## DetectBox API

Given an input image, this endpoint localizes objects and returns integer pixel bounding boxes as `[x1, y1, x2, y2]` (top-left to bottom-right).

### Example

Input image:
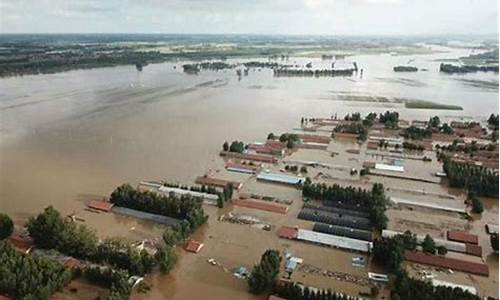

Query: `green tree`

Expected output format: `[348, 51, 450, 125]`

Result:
[156, 245, 178, 273]
[267, 133, 275, 140]
[401, 230, 418, 250]
[471, 194, 484, 214]
[373, 237, 404, 272]
[429, 116, 440, 128]
[229, 141, 245, 153]
[222, 141, 229, 151]
[422, 234, 436, 254]
[0, 212, 13, 240]
[248, 249, 282, 294]
[491, 233, 498, 251]
[437, 245, 448, 255]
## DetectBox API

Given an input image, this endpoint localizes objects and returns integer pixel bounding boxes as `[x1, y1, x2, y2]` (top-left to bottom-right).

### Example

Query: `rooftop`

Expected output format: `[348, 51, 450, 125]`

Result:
[185, 240, 204, 253]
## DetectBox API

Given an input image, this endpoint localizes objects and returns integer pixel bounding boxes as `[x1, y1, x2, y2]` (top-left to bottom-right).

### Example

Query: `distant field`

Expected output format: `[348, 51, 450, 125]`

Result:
[405, 100, 463, 110]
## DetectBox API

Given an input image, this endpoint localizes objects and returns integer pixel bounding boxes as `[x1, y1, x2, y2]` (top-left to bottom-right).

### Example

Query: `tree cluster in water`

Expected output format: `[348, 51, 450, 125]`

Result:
[247, 249, 282, 294]
[0, 241, 72, 300]
[302, 182, 388, 231]
[26, 207, 159, 276]
[442, 159, 499, 197]
[110, 183, 207, 229]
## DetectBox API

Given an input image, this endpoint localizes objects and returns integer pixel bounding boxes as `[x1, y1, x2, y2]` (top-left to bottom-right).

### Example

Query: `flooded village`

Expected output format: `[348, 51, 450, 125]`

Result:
[0, 35, 499, 300]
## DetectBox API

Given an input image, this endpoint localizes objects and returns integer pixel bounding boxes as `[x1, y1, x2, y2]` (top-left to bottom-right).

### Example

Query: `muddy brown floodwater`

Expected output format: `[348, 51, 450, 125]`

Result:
[0, 45, 498, 299]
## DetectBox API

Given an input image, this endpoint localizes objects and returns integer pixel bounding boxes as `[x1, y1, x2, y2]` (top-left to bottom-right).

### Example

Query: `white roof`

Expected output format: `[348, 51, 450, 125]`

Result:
[390, 197, 466, 213]
[375, 163, 404, 172]
[432, 279, 477, 295]
[297, 229, 372, 252]
[486, 224, 499, 234]
[158, 185, 219, 200]
[257, 172, 305, 185]
[332, 61, 355, 71]
[382, 230, 466, 253]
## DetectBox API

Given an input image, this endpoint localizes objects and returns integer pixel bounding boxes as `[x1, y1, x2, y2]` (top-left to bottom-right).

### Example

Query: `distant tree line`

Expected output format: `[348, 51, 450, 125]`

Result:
[436, 140, 496, 154]
[302, 182, 388, 230]
[0, 241, 72, 299]
[442, 159, 498, 197]
[393, 66, 418, 72]
[440, 63, 499, 74]
[274, 282, 361, 300]
[273, 68, 355, 77]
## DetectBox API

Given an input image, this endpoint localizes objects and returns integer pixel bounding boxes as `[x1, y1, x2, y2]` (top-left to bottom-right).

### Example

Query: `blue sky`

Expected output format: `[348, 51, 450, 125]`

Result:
[1, 0, 498, 35]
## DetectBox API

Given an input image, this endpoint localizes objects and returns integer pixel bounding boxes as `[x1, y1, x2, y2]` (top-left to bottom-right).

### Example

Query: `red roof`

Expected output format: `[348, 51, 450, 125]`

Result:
[405, 250, 489, 276]
[233, 199, 289, 214]
[225, 162, 260, 172]
[195, 176, 242, 190]
[465, 244, 483, 257]
[447, 231, 479, 245]
[64, 257, 81, 269]
[0, 295, 12, 300]
[297, 134, 331, 144]
[9, 235, 34, 252]
[185, 240, 204, 253]
[88, 200, 114, 212]
[333, 132, 359, 139]
[277, 226, 298, 239]
[220, 151, 278, 163]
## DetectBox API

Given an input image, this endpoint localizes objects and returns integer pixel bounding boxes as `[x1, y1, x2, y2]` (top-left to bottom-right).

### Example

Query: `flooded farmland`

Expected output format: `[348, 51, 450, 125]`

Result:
[0, 45, 498, 299]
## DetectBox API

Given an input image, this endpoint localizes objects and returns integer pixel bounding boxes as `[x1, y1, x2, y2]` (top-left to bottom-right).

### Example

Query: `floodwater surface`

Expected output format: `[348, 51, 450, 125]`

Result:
[0, 45, 498, 299]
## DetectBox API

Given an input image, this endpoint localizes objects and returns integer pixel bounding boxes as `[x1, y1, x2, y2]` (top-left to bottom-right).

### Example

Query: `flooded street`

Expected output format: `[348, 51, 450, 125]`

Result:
[0, 46, 498, 299]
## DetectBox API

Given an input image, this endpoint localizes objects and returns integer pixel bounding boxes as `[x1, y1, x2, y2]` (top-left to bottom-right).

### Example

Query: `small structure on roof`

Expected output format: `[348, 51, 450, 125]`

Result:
[185, 240, 204, 253]
[88, 199, 114, 212]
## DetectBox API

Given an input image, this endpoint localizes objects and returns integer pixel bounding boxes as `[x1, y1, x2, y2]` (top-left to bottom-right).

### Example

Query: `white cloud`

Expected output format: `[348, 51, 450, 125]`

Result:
[0, 0, 497, 35]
